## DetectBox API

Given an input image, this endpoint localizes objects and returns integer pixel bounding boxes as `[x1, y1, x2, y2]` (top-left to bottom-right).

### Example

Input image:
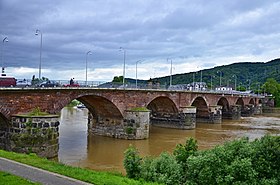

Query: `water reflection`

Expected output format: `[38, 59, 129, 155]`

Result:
[58, 107, 280, 173]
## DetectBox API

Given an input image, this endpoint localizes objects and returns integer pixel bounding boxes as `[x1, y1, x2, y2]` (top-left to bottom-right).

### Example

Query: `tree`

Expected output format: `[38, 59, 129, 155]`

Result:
[112, 76, 123, 83]
[263, 78, 280, 107]
[123, 145, 141, 179]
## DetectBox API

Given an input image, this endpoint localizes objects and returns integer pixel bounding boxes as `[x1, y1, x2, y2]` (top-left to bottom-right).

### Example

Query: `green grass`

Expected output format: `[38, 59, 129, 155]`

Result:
[0, 150, 159, 185]
[129, 107, 150, 112]
[0, 171, 39, 185]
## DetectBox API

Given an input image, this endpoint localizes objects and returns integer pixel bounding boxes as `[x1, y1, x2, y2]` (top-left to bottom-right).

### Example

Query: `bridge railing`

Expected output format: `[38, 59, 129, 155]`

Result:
[3, 79, 265, 98]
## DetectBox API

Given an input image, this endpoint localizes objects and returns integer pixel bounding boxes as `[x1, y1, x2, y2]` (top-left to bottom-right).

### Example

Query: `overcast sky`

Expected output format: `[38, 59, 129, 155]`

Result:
[1, 0, 280, 82]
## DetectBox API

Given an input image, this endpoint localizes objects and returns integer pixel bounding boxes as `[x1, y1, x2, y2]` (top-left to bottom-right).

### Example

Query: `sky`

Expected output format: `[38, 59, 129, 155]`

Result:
[1, 0, 280, 82]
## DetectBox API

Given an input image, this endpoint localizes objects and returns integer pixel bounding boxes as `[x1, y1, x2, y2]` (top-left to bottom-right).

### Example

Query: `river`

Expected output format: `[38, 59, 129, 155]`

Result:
[58, 107, 280, 173]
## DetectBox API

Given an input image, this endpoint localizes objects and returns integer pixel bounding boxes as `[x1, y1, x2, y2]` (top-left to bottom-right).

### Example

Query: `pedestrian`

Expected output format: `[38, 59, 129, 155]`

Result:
[70, 78, 74, 85]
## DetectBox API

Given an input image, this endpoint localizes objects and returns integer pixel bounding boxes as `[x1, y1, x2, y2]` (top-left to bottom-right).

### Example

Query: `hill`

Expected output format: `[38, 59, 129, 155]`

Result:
[149, 58, 280, 91]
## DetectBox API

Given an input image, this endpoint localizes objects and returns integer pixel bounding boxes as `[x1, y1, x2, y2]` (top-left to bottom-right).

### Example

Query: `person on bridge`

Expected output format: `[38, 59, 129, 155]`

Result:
[70, 78, 74, 85]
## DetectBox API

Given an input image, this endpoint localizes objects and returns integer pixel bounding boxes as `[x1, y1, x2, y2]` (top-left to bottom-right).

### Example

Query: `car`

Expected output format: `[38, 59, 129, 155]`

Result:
[63, 83, 80, 87]
[0, 76, 16, 87]
[38, 80, 60, 87]
[16, 79, 31, 87]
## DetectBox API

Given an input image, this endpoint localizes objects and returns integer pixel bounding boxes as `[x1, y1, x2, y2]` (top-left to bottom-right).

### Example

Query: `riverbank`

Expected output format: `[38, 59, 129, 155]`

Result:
[0, 150, 158, 185]
[262, 107, 280, 113]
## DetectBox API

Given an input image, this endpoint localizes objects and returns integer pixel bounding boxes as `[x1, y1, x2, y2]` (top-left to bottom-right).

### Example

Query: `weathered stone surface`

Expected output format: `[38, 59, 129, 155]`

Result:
[1, 115, 60, 158]
[88, 110, 150, 140]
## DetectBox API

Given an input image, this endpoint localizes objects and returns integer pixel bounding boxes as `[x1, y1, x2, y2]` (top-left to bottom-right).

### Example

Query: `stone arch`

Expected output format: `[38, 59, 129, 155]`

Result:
[191, 97, 209, 121]
[217, 97, 230, 111]
[147, 96, 179, 118]
[236, 97, 244, 107]
[57, 94, 124, 126]
[0, 112, 9, 126]
[249, 98, 255, 105]
[217, 97, 230, 119]
[77, 95, 123, 124]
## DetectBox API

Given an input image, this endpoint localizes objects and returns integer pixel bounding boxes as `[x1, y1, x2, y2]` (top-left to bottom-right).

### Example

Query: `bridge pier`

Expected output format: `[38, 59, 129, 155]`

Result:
[222, 105, 241, 120]
[150, 106, 196, 129]
[196, 105, 222, 124]
[241, 104, 255, 117]
[254, 104, 262, 115]
[88, 109, 150, 139]
[0, 115, 60, 158]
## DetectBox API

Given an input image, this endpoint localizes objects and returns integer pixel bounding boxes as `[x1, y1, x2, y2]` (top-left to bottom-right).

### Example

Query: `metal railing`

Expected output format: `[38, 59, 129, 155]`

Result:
[1, 79, 265, 98]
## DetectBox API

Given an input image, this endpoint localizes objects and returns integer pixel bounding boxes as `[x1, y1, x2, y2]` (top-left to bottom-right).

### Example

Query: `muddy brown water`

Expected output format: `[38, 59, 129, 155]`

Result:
[58, 107, 280, 173]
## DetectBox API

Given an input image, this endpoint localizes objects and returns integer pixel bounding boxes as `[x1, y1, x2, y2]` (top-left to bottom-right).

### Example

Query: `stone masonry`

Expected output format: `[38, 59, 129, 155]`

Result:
[2, 115, 60, 158]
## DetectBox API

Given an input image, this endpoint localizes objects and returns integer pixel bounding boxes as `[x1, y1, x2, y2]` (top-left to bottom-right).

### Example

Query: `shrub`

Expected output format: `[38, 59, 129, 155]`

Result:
[123, 145, 141, 179]
[142, 152, 182, 185]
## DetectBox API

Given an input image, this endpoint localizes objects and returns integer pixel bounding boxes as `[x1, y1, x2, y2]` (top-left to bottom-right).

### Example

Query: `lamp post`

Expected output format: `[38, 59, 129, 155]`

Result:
[232, 74, 237, 90]
[86, 51, 92, 86]
[217, 70, 222, 87]
[167, 58, 173, 87]
[119, 47, 126, 87]
[210, 75, 214, 91]
[247, 79, 251, 91]
[1, 37, 8, 74]
[35, 29, 42, 79]
[200, 70, 203, 90]
[257, 83, 260, 96]
[135, 60, 142, 89]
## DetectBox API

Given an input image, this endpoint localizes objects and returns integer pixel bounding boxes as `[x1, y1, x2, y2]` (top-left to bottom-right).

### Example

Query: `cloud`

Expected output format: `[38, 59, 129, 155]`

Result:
[1, 0, 280, 82]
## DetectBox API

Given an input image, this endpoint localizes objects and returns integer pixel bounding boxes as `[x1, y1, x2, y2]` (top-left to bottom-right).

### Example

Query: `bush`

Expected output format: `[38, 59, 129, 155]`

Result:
[123, 145, 141, 179]
[141, 152, 182, 185]
[173, 138, 197, 166]
[123, 135, 280, 185]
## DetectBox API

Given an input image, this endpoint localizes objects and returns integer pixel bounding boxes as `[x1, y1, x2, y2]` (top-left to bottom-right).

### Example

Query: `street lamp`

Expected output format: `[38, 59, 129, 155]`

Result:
[210, 75, 214, 91]
[200, 70, 203, 91]
[135, 60, 142, 89]
[86, 51, 92, 86]
[1, 37, 8, 74]
[35, 29, 42, 79]
[217, 70, 222, 87]
[232, 74, 237, 90]
[119, 47, 126, 88]
[167, 58, 172, 87]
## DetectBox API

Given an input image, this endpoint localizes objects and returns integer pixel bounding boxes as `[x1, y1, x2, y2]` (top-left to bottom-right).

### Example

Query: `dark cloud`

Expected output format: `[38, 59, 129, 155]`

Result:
[1, 0, 280, 81]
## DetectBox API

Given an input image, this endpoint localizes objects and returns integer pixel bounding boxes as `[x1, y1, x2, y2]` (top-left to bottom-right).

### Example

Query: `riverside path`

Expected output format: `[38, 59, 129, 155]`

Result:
[0, 157, 92, 185]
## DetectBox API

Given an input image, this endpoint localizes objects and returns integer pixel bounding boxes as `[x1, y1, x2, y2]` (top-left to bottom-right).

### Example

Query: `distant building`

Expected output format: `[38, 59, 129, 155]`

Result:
[168, 82, 207, 91]
[187, 82, 208, 91]
[215, 86, 233, 91]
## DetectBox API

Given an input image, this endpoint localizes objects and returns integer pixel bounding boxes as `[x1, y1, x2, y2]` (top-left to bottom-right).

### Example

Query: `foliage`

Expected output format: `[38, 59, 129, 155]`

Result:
[123, 145, 142, 179]
[124, 135, 280, 185]
[143, 152, 182, 185]
[153, 58, 280, 92]
[0, 171, 39, 185]
[130, 107, 150, 112]
[173, 137, 197, 180]
[112, 76, 124, 83]
[0, 150, 157, 185]
[66, 100, 80, 107]
[31, 76, 49, 86]
[263, 78, 280, 107]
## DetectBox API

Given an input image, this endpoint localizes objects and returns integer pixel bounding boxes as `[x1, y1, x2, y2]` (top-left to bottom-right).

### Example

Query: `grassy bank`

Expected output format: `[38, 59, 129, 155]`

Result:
[0, 150, 158, 185]
[0, 171, 39, 185]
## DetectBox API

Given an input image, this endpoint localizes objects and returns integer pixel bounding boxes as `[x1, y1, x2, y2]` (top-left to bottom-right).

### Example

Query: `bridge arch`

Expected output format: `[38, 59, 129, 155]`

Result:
[217, 97, 230, 118]
[147, 96, 179, 115]
[249, 98, 255, 105]
[77, 95, 123, 120]
[0, 112, 9, 126]
[56, 94, 124, 125]
[191, 97, 209, 121]
[236, 97, 244, 106]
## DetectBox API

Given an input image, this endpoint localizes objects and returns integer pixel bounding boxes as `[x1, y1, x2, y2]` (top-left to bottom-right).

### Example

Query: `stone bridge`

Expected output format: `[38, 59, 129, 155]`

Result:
[0, 88, 262, 157]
